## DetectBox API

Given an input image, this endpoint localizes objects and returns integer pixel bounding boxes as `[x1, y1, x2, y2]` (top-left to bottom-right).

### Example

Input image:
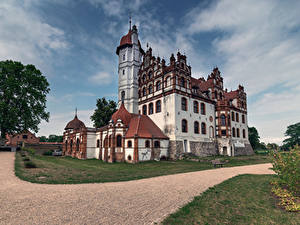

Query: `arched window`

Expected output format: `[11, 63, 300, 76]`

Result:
[142, 105, 147, 115]
[193, 101, 199, 113]
[142, 74, 146, 83]
[154, 141, 160, 148]
[145, 140, 150, 148]
[236, 112, 239, 122]
[96, 139, 100, 147]
[121, 91, 125, 103]
[156, 100, 161, 113]
[237, 128, 240, 138]
[180, 77, 185, 87]
[148, 84, 153, 94]
[200, 103, 205, 115]
[148, 71, 153, 80]
[181, 97, 187, 111]
[127, 140, 132, 148]
[143, 87, 146, 96]
[165, 76, 171, 87]
[156, 81, 161, 91]
[231, 112, 235, 121]
[242, 114, 245, 123]
[243, 129, 246, 138]
[116, 135, 122, 147]
[122, 69, 125, 75]
[182, 119, 188, 133]
[194, 121, 199, 134]
[201, 122, 206, 134]
[70, 139, 73, 151]
[220, 114, 226, 126]
[149, 103, 154, 115]
[232, 127, 236, 137]
[76, 138, 80, 151]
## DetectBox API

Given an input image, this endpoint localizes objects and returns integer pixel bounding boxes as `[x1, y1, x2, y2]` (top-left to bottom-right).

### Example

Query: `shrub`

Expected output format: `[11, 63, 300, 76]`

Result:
[22, 157, 30, 161]
[24, 161, 37, 168]
[22, 148, 35, 155]
[271, 145, 300, 194]
[43, 151, 53, 156]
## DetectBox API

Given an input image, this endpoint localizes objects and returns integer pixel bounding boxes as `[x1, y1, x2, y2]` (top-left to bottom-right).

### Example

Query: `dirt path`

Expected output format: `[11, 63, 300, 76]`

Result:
[0, 152, 274, 225]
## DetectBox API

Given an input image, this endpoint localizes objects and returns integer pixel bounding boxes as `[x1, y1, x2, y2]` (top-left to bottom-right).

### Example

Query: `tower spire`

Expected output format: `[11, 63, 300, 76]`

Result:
[129, 13, 132, 31]
[75, 107, 77, 117]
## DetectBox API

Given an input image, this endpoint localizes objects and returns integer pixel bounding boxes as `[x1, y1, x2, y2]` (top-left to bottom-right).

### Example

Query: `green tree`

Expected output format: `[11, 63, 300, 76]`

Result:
[0, 60, 50, 138]
[283, 122, 300, 149]
[48, 134, 63, 142]
[39, 136, 48, 142]
[90, 97, 117, 128]
[248, 126, 261, 149]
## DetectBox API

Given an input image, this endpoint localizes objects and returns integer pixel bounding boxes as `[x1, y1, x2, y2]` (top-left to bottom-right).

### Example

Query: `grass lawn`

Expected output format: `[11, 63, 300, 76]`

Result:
[15, 153, 270, 184]
[162, 174, 300, 225]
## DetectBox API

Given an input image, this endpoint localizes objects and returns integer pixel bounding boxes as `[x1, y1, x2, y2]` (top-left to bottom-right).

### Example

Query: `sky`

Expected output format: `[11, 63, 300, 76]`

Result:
[1, 0, 300, 144]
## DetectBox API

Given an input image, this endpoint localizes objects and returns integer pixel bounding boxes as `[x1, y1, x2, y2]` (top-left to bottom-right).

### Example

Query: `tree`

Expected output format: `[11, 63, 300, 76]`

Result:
[0, 60, 50, 138]
[39, 136, 48, 142]
[283, 122, 300, 149]
[38, 134, 63, 142]
[90, 97, 117, 128]
[248, 126, 261, 149]
[267, 143, 279, 150]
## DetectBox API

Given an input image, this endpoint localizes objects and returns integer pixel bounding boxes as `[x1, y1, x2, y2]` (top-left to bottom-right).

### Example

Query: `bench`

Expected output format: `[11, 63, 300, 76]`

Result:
[211, 159, 225, 168]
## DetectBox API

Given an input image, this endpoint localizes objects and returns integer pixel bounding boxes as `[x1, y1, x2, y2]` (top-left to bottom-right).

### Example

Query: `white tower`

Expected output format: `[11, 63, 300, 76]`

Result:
[116, 23, 144, 114]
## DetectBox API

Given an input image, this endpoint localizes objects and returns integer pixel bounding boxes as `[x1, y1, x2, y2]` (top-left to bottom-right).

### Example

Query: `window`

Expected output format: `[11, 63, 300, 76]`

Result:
[194, 121, 199, 134]
[148, 84, 153, 94]
[180, 77, 185, 87]
[142, 105, 147, 115]
[231, 112, 235, 121]
[76, 138, 80, 151]
[116, 135, 122, 147]
[96, 139, 100, 147]
[181, 97, 187, 111]
[142, 74, 146, 83]
[236, 112, 239, 122]
[228, 116, 231, 126]
[156, 100, 161, 113]
[65, 140, 68, 150]
[165, 76, 171, 87]
[242, 114, 245, 123]
[201, 122, 206, 134]
[237, 128, 240, 138]
[214, 90, 217, 99]
[200, 103, 205, 115]
[149, 103, 154, 115]
[193, 101, 199, 113]
[127, 140, 132, 148]
[243, 129, 246, 138]
[22, 135, 28, 139]
[232, 127, 236, 137]
[148, 71, 153, 80]
[154, 141, 160, 148]
[182, 119, 188, 133]
[121, 91, 125, 103]
[220, 114, 226, 126]
[143, 87, 146, 96]
[145, 140, 150, 148]
[123, 54, 125, 61]
[70, 139, 73, 151]
[122, 69, 125, 75]
[221, 130, 226, 136]
[156, 81, 161, 91]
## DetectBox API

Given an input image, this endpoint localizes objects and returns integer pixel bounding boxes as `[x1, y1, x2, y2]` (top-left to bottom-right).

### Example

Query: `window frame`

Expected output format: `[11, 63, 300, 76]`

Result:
[182, 119, 188, 133]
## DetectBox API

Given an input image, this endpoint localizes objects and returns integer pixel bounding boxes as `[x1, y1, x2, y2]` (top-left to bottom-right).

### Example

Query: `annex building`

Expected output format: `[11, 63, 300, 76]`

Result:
[62, 24, 254, 162]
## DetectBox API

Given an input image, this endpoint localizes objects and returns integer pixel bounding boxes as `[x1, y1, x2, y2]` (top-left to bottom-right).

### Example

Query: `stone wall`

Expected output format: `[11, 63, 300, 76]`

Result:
[190, 141, 218, 157]
[168, 140, 184, 159]
[234, 143, 254, 156]
[24, 143, 62, 155]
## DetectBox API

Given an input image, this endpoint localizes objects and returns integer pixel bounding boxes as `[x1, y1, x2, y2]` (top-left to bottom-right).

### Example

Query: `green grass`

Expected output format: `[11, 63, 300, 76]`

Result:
[15, 153, 271, 184]
[162, 174, 300, 225]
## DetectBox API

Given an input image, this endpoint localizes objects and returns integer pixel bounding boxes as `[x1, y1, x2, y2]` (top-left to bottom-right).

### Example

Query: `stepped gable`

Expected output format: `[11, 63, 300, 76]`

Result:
[125, 114, 169, 139]
[65, 115, 86, 130]
[224, 90, 239, 100]
[111, 103, 133, 126]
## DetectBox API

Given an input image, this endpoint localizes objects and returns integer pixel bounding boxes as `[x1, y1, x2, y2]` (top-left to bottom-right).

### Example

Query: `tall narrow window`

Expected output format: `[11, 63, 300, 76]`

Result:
[182, 119, 188, 133]
[116, 135, 122, 147]
[143, 87, 146, 96]
[154, 141, 160, 148]
[127, 140, 132, 148]
[243, 129, 246, 138]
[200, 103, 206, 115]
[180, 77, 185, 87]
[76, 138, 80, 151]
[236, 112, 239, 122]
[201, 122, 206, 134]
[232, 112, 235, 121]
[165, 76, 171, 87]
[122, 69, 125, 75]
[70, 140, 73, 151]
[142, 105, 147, 115]
[156, 100, 161, 113]
[194, 121, 199, 134]
[156, 81, 161, 91]
[121, 91, 125, 103]
[148, 84, 153, 94]
[142, 75, 146, 83]
[237, 128, 240, 138]
[96, 139, 100, 147]
[65, 140, 68, 151]
[232, 127, 236, 137]
[181, 97, 187, 111]
[242, 114, 245, 123]
[123, 54, 125, 61]
[214, 91, 217, 99]
[149, 103, 153, 115]
[220, 114, 226, 126]
[145, 140, 150, 148]
[148, 71, 153, 79]
[193, 101, 199, 113]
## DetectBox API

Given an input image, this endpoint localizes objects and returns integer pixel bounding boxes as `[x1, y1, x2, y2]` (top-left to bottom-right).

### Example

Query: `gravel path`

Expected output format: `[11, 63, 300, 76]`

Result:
[0, 152, 274, 225]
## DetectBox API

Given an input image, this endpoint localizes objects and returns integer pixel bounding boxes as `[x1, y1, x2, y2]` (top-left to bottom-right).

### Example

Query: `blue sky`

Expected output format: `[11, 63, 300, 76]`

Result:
[1, 0, 300, 144]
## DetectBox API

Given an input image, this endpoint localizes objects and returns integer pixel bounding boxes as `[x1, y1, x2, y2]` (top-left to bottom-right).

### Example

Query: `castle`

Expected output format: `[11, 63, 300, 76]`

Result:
[62, 24, 254, 162]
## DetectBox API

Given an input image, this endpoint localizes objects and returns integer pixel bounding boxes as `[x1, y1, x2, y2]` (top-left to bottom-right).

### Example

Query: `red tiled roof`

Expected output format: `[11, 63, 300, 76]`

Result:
[191, 77, 213, 92]
[111, 103, 133, 126]
[225, 90, 239, 100]
[119, 30, 132, 46]
[65, 115, 86, 130]
[125, 114, 168, 139]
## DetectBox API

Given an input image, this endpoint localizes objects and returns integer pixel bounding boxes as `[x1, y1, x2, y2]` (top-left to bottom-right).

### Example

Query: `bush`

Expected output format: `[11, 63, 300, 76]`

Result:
[43, 151, 53, 156]
[24, 161, 37, 168]
[22, 157, 30, 161]
[271, 145, 300, 194]
[22, 148, 35, 155]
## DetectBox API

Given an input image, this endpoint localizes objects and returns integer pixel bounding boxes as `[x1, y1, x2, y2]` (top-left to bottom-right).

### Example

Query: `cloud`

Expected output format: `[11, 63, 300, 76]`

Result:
[88, 72, 112, 85]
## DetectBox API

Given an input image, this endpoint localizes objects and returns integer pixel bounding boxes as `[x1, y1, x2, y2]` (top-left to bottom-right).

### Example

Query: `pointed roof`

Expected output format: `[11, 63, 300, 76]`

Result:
[111, 103, 132, 126]
[125, 115, 168, 139]
[65, 115, 86, 130]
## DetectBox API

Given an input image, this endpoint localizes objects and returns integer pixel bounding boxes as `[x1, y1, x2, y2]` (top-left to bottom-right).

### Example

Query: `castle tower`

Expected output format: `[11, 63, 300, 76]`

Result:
[116, 23, 144, 114]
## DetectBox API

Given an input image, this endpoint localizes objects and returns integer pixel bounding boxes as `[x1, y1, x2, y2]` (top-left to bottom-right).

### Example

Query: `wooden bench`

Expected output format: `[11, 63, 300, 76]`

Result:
[211, 159, 225, 168]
